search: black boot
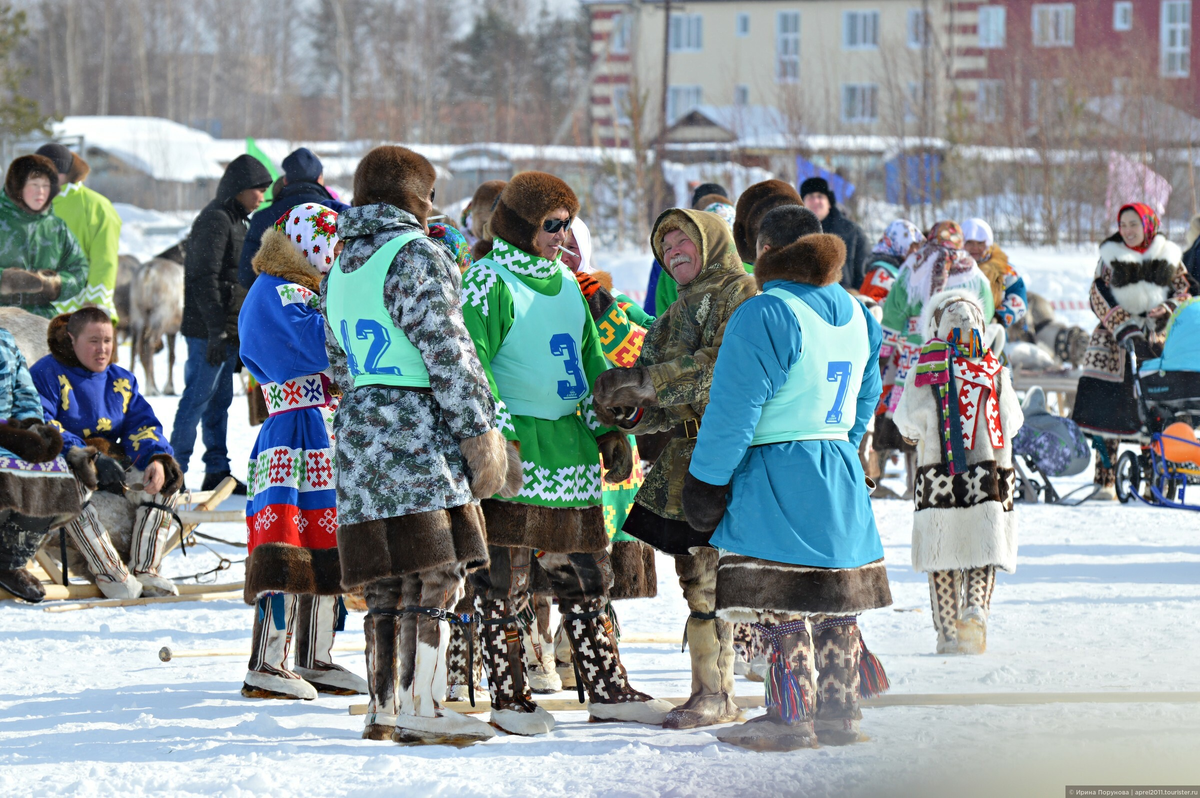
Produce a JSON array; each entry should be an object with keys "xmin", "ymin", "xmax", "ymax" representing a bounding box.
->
[
  {"xmin": 201, "ymin": 471, "xmax": 247, "ymax": 495},
  {"xmin": 0, "ymin": 567, "xmax": 46, "ymax": 602}
]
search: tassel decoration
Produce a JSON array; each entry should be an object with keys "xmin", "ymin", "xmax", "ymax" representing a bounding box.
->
[
  {"xmin": 753, "ymin": 620, "xmax": 811, "ymax": 723},
  {"xmin": 857, "ymin": 638, "xmax": 891, "ymax": 699}
]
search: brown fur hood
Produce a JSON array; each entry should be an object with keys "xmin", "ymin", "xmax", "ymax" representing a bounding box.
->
[
  {"xmin": 252, "ymin": 228, "xmax": 324, "ymax": 291},
  {"xmin": 47, "ymin": 314, "xmax": 83, "ymax": 369},
  {"xmin": 68, "ymin": 152, "xmax": 91, "ymax": 184},
  {"xmin": 753, "ymin": 233, "xmax": 846, "ymax": 291},
  {"xmin": 4, "ymin": 154, "xmax": 60, "ymax": 214},
  {"xmin": 490, "ymin": 171, "xmax": 579, "ymax": 256}
]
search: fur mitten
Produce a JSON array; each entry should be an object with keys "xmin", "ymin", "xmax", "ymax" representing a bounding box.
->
[
  {"xmin": 0, "ymin": 418, "xmax": 64, "ymax": 463},
  {"xmin": 596, "ymin": 431, "xmax": 633, "ymax": 484},
  {"xmin": 150, "ymin": 454, "xmax": 185, "ymax": 496},
  {"xmin": 0, "ymin": 269, "xmax": 62, "ymax": 303},
  {"xmin": 683, "ymin": 471, "xmax": 729, "ymax": 532},
  {"xmin": 460, "ymin": 428, "xmax": 509, "ymax": 499},
  {"xmin": 498, "ymin": 440, "xmax": 524, "ymax": 498},
  {"xmin": 593, "ymin": 367, "xmax": 657, "ymax": 409},
  {"xmin": 94, "ymin": 455, "xmax": 127, "ymax": 495},
  {"xmin": 66, "ymin": 446, "xmax": 100, "ymax": 490}
]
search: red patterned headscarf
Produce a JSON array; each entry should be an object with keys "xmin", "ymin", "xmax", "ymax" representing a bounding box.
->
[{"xmin": 1117, "ymin": 202, "xmax": 1160, "ymax": 253}]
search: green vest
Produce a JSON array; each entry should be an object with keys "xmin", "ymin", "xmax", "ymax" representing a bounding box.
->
[
  {"xmin": 751, "ymin": 287, "xmax": 869, "ymax": 445},
  {"xmin": 486, "ymin": 258, "xmax": 588, "ymax": 420},
  {"xmin": 325, "ymin": 231, "xmax": 431, "ymax": 389}
]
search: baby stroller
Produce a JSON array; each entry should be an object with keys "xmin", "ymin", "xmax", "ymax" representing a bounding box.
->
[
  {"xmin": 1114, "ymin": 299, "xmax": 1200, "ymax": 511},
  {"xmin": 1012, "ymin": 386, "xmax": 1098, "ymax": 505}
]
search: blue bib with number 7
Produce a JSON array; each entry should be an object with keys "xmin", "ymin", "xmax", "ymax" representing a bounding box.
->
[
  {"xmin": 750, "ymin": 286, "xmax": 869, "ymax": 445},
  {"xmin": 487, "ymin": 259, "xmax": 588, "ymax": 420},
  {"xmin": 325, "ymin": 231, "xmax": 432, "ymax": 389}
]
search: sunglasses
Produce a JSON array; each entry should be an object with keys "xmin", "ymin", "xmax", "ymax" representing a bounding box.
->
[{"xmin": 542, "ymin": 216, "xmax": 572, "ymax": 234}]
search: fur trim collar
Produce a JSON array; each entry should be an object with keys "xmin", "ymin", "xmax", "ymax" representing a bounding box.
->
[
  {"xmin": 752, "ymin": 233, "xmax": 845, "ymax": 291},
  {"xmin": 1098, "ymin": 234, "xmax": 1182, "ymax": 268},
  {"xmin": 47, "ymin": 314, "xmax": 83, "ymax": 369},
  {"xmin": 4, "ymin": 154, "xmax": 60, "ymax": 214},
  {"xmin": 251, "ymin": 228, "xmax": 323, "ymax": 291}
]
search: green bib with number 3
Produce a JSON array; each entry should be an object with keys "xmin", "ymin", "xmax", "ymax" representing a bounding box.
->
[
  {"xmin": 750, "ymin": 287, "xmax": 869, "ymax": 445},
  {"xmin": 325, "ymin": 231, "xmax": 432, "ymax": 389}
]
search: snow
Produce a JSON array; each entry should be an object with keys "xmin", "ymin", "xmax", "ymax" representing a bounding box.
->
[
  {"xmin": 4, "ymin": 340, "xmax": 1200, "ymax": 796},
  {"xmin": 55, "ymin": 117, "xmax": 229, "ymax": 183}
]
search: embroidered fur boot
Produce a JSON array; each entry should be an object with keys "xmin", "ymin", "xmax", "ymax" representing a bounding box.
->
[
  {"xmin": 477, "ymin": 597, "xmax": 555, "ymax": 735},
  {"xmin": 294, "ymin": 595, "xmax": 367, "ymax": 695},
  {"xmin": 445, "ymin": 591, "xmax": 486, "ymax": 704},
  {"xmin": 813, "ymin": 616, "xmax": 866, "ymax": 745},
  {"xmin": 957, "ymin": 566, "xmax": 995, "ymax": 655},
  {"xmin": 928, "ymin": 569, "xmax": 963, "ymax": 654}
]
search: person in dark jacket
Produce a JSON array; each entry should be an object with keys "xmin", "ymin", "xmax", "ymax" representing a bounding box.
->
[
  {"xmin": 800, "ymin": 176, "xmax": 869, "ymax": 291},
  {"xmin": 237, "ymin": 148, "xmax": 350, "ymax": 289},
  {"xmin": 171, "ymin": 154, "xmax": 271, "ymax": 491}
]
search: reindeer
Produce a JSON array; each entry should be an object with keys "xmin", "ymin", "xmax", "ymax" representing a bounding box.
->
[
  {"xmin": 128, "ymin": 242, "xmax": 185, "ymax": 396},
  {"xmin": 113, "ymin": 254, "xmax": 140, "ymax": 347}
]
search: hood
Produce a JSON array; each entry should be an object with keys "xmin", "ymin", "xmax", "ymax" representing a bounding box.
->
[
  {"xmin": 651, "ymin": 208, "xmax": 744, "ymax": 295},
  {"xmin": 67, "ymin": 152, "xmax": 91, "ymax": 184},
  {"xmin": 47, "ymin": 314, "xmax": 83, "ymax": 369},
  {"xmin": 753, "ymin": 233, "xmax": 846, "ymax": 291},
  {"xmin": 919, "ymin": 288, "xmax": 986, "ymax": 342},
  {"xmin": 569, "ymin": 217, "xmax": 593, "ymax": 272},
  {"xmin": 4, "ymin": 154, "xmax": 60, "ymax": 215},
  {"xmin": 336, "ymin": 203, "xmax": 421, "ymax": 241},
  {"xmin": 252, "ymin": 228, "xmax": 324, "ymax": 291},
  {"xmin": 216, "ymin": 154, "xmax": 273, "ymax": 204}
]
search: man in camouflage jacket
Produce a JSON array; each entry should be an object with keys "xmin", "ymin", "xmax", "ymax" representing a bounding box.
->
[{"xmin": 593, "ymin": 207, "xmax": 757, "ymax": 729}]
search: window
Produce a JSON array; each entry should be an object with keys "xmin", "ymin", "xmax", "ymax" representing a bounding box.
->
[
  {"xmin": 734, "ymin": 84, "xmax": 750, "ymax": 106},
  {"xmin": 736, "ymin": 12, "xmax": 750, "ymax": 37},
  {"xmin": 843, "ymin": 10, "xmax": 880, "ymax": 50},
  {"xmin": 907, "ymin": 9, "xmax": 929, "ymax": 48},
  {"xmin": 612, "ymin": 85, "xmax": 632, "ymax": 126},
  {"xmin": 1162, "ymin": 1, "xmax": 1192, "ymax": 77},
  {"xmin": 667, "ymin": 85, "xmax": 703, "ymax": 124},
  {"xmin": 611, "ymin": 13, "xmax": 633, "ymax": 54},
  {"xmin": 669, "ymin": 13, "xmax": 703, "ymax": 53},
  {"xmin": 842, "ymin": 83, "xmax": 879, "ymax": 123},
  {"xmin": 1032, "ymin": 4, "xmax": 1075, "ymax": 47},
  {"xmin": 978, "ymin": 5, "xmax": 1006, "ymax": 47},
  {"xmin": 777, "ymin": 11, "xmax": 801, "ymax": 83},
  {"xmin": 1114, "ymin": 2, "xmax": 1133, "ymax": 30},
  {"xmin": 977, "ymin": 80, "xmax": 1005, "ymax": 122},
  {"xmin": 903, "ymin": 81, "xmax": 923, "ymax": 121},
  {"xmin": 1029, "ymin": 78, "xmax": 1065, "ymax": 120}
]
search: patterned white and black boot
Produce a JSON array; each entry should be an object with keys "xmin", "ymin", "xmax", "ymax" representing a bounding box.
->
[
  {"xmin": 445, "ymin": 592, "xmax": 487, "ymax": 704},
  {"xmin": 957, "ymin": 566, "xmax": 995, "ymax": 655},
  {"xmin": 929, "ymin": 569, "xmax": 963, "ymax": 654},
  {"xmin": 478, "ymin": 597, "xmax": 555, "ymax": 735},
  {"xmin": 294, "ymin": 595, "xmax": 367, "ymax": 695},
  {"xmin": 813, "ymin": 616, "xmax": 866, "ymax": 746},
  {"xmin": 562, "ymin": 599, "xmax": 674, "ymax": 725},
  {"xmin": 243, "ymin": 593, "xmax": 317, "ymax": 700},
  {"xmin": 128, "ymin": 496, "xmax": 181, "ymax": 597},
  {"xmin": 63, "ymin": 503, "xmax": 142, "ymax": 599}
]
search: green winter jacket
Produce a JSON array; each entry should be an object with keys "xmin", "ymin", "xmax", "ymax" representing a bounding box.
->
[
  {"xmin": 50, "ymin": 183, "xmax": 122, "ymax": 317},
  {"xmin": 0, "ymin": 192, "xmax": 90, "ymax": 318}
]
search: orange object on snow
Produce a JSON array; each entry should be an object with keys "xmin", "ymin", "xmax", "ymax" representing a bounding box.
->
[{"xmin": 1153, "ymin": 422, "xmax": 1200, "ymax": 463}]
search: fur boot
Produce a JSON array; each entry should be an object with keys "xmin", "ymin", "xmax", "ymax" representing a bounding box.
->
[
  {"xmin": 362, "ymin": 578, "xmax": 403, "ymax": 739},
  {"xmin": 813, "ymin": 616, "xmax": 865, "ymax": 745},
  {"xmin": 929, "ymin": 569, "xmax": 962, "ymax": 654},
  {"xmin": 293, "ymin": 595, "xmax": 367, "ymax": 695},
  {"xmin": 63, "ymin": 502, "xmax": 142, "ymax": 599},
  {"xmin": 445, "ymin": 589, "xmax": 486, "ymax": 703},
  {"xmin": 522, "ymin": 594, "xmax": 562, "ymax": 694},
  {"xmin": 243, "ymin": 593, "xmax": 317, "ymax": 700},
  {"xmin": 716, "ymin": 613, "xmax": 817, "ymax": 751},
  {"xmin": 561, "ymin": 598, "xmax": 674, "ymax": 724},
  {"xmin": 958, "ymin": 566, "xmax": 995, "ymax": 655},
  {"xmin": 553, "ymin": 618, "xmax": 576, "ymax": 689},
  {"xmin": 127, "ymin": 487, "xmax": 181, "ymax": 597},
  {"xmin": 663, "ymin": 614, "xmax": 740, "ymax": 729},
  {"xmin": 477, "ymin": 596, "xmax": 555, "ymax": 735}
]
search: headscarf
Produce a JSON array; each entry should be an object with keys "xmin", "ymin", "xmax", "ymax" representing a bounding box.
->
[
  {"xmin": 872, "ymin": 219, "xmax": 924, "ymax": 258},
  {"xmin": 1117, "ymin": 202, "xmax": 1161, "ymax": 253},
  {"xmin": 568, "ymin": 217, "xmax": 594, "ymax": 273},
  {"xmin": 905, "ymin": 221, "xmax": 979, "ymax": 302},
  {"xmin": 428, "ymin": 223, "xmax": 472, "ymax": 273},
  {"xmin": 274, "ymin": 203, "xmax": 339, "ymax": 273},
  {"xmin": 961, "ymin": 218, "xmax": 995, "ymax": 248},
  {"xmin": 702, "ymin": 200, "xmax": 736, "ymax": 231}
]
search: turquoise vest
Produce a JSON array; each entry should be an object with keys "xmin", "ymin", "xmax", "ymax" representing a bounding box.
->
[
  {"xmin": 486, "ymin": 259, "xmax": 589, "ymax": 420},
  {"xmin": 325, "ymin": 231, "xmax": 432, "ymax": 389},
  {"xmin": 751, "ymin": 287, "xmax": 869, "ymax": 445}
]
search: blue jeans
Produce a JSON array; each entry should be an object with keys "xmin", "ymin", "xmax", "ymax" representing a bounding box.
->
[{"xmin": 170, "ymin": 336, "xmax": 238, "ymax": 474}]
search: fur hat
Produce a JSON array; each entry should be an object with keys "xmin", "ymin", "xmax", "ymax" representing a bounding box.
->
[
  {"xmin": 47, "ymin": 314, "xmax": 81, "ymax": 369},
  {"xmin": 35, "ymin": 143, "xmax": 74, "ymax": 176},
  {"xmin": 753, "ymin": 233, "xmax": 846, "ymax": 291},
  {"xmin": 799, "ymin": 176, "xmax": 836, "ymax": 206},
  {"xmin": 733, "ymin": 179, "xmax": 801, "ymax": 265},
  {"xmin": 920, "ymin": 288, "xmax": 987, "ymax": 342},
  {"xmin": 468, "ymin": 180, "xmax": 507, "ymax": 241},
  {"xmin": 352, "ymin": 145, "xmax": 437, "ymax": 227},
  {"xmin": 4, "ymin": 154, "xmax": 60, "ymax": 213},
  {"xmin": 691, "ymin": 183, "xmax": 728, "ymax": 208},
  {"xmin": 489, "ymin": 171, "xmax": 579, "ymax": 256}
]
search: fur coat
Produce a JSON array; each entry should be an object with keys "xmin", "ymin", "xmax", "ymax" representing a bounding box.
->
[{"xmin": 893, "ymin": 289, "xmax": 1024, "ymax": 574}]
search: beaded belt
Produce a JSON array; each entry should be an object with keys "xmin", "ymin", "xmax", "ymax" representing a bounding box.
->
[{"xmin": 261, "ymin": 374, "xmax": 334, "ymax": 416}]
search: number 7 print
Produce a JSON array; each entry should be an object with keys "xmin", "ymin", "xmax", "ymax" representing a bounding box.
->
[{"xmin": 825, "ymin": 361, "xmax": 852, "ymax": 424}]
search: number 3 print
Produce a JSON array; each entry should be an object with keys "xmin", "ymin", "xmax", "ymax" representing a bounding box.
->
[{"xmin": 550, "ymin": 333, "xmax": 587, "ymax": 400}]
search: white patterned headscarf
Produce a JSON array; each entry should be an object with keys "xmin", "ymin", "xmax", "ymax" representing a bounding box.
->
[
  {"xmin": 872, "ymin": 219, "xmax": 924, "ymax": 258},
  {"xmin": 275, "ymin": 203, "xmax": 340, "ymax": 273}
]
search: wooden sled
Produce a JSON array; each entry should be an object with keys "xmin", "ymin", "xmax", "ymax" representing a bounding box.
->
[{"xmin": 2, "ymin": 477, "xmax": 243, "ymax": 603}]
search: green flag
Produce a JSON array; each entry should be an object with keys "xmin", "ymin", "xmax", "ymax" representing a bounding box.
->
[{"xmin": 246, "ymin": 137, "xmax": 281, "ymax": 204}]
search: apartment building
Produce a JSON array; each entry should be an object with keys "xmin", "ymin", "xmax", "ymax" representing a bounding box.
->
[{"xmin": 586, "ymin": 1, "xmax": 1198, "ymax": 147}]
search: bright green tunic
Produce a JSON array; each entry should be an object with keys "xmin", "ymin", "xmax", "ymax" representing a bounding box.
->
[{"xmin": 50, "ymin": 183, "xmax": 122, "ymax": 318}]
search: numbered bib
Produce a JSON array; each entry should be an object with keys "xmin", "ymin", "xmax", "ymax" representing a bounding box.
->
[{"xmin": 325, "ymin": 232, "xmax": 432, "ymax": 389}]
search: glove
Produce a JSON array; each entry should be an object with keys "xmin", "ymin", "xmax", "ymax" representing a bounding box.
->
[
  {"xmin": 0, "ymin": 268, "xmax": 62, "ymax": 304},
  {"xmin": 596, "ymin": 431, "xmax": 633, "ymax": 484},
  {"xmin": 0, "ymin": 418, "xmax": 63, "ymax": 463},
  {"xmin": 593, "ymin": 368, "xmax": 657, "ymax": 410},
  {"xmin": 682, "ymin": 471, "xmax": 729, "ymax": 532},
  {"xmin": 95, "ymin": 455, "xmax": 128, "ymax": 495},
  {"xmin": 150, "ymin": 454, "xmax": 185, "ymax": 496},
  {"xmin": 206, "ymin": 332, "xmax": 230, "ymax": 366}
]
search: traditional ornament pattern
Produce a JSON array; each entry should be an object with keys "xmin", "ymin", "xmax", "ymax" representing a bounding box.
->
[{"xmin": 261, "ymin": 374, "xmax": 333, "ymax": 416}]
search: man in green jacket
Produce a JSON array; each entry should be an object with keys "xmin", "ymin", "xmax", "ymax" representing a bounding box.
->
[{"xmin": 36, "ymin": 144, "xmax": 122, "ymax": 318}]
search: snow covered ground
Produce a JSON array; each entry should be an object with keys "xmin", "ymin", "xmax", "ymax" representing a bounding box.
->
[{"xmin": 3, "ymin": 344, "xmax": 1200, "ymax": 797}]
